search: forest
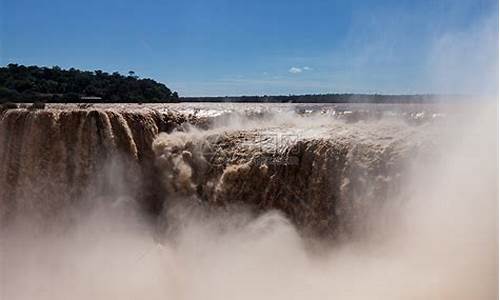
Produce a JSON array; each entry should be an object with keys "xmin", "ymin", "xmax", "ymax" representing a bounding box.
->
[{"xmin": 0, "ymin": 64, "xmax": 179, "ymax": 103}]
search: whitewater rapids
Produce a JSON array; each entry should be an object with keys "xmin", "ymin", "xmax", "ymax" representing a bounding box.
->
[{"xmin": 0, "ymin": 103, "xmax": 497, "ymax": 299}]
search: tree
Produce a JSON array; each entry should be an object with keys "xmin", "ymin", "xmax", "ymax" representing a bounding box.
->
[{"xmin": 128, "ymin": 70, "xmax": 138, "ymax": 79}]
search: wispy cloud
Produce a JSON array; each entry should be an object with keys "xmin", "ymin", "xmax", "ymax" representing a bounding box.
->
[{"xmin": 288, "ymin": 66, "xmax": 312, "ymax": 74}]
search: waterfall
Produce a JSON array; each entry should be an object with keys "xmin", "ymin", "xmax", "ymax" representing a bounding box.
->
[{"xmin": 0, "ymin": 108, "xmax": 190, "ymax": 224}]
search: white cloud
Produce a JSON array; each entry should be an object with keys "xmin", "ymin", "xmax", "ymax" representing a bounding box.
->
[
  {"xmin": 288, "ymin": 67, "xmax": 302, "ymax": 74},
  {"xmin": 288, "ymin": 66, "xmax": 313, "ymax": 74}
]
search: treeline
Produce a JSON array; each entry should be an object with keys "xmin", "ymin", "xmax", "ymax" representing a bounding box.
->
[
  {"xmin": 181, "ymin": 94, "xmax": 446, "ymax": 103},
  {"xmin": 0, "ymin": 64, "xmax": 179, "ymax": 103}
]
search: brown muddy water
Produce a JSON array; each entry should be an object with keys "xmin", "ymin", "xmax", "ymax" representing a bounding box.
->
[{"xmin": 0, "ymin": 102, "xmax": 497, "ymax": 299}]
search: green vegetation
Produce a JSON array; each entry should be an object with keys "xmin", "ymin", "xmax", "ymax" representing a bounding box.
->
[{"xmin": 0, "ymin": 64, "xmax": 179, "ymax": 103}]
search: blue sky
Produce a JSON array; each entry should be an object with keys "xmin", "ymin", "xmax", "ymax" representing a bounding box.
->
[{"xmin": 1, "ymin": 0, "xmax": 498, "ymax": 96}]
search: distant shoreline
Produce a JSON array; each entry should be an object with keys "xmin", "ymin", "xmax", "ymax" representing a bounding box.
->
[
  {"xmin": 2, "ymin": 94, "xmax": 468, "ymax": 105},
  {"xmin": 0, "ymin": 94, "xmax": 470, "ymax": 106},
  {"xmin": 180, "ymin": 94, "xmax": 467, "ymax": 104}
]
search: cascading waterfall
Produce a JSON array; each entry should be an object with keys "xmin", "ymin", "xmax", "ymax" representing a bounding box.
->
[
  {"xmin": 1, "ymin": 104, "xmax": 437, "ymax": 236},
  {"xmin": 0, "ymin": 103, "xmax": 496, "ymax": 300},
  {"xmin": 0, "ymin": 108, "xmax": 191, "ymax": 224},
  {"xmin": 152, "ymin": 121, "xmax": 433, "ymax": 236}
]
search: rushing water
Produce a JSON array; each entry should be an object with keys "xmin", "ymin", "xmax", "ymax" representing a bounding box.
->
[{"xmin": 0, "ymin": 103, "xmax": 497, "ymax": 299}]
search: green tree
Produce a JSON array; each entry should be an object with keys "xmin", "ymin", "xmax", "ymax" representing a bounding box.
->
[{"xmin": 0, "ymin": 64, "xmax": 180, "ymax": 103}]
